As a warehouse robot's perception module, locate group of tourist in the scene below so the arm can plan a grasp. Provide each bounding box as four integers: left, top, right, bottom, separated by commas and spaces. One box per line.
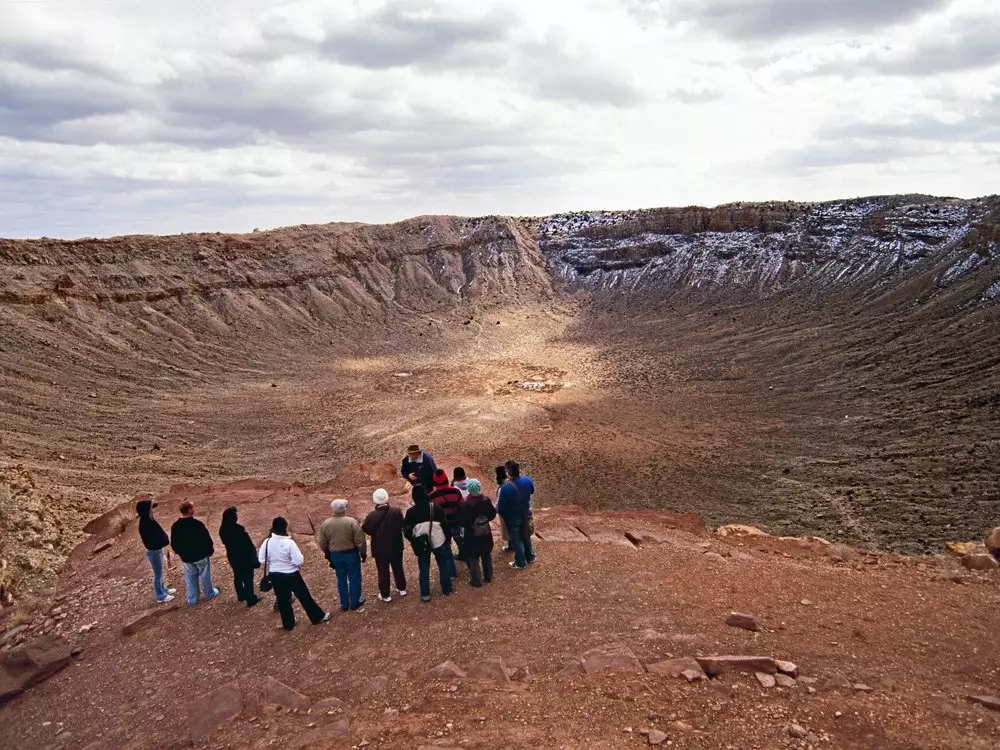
134, 445, 536, 631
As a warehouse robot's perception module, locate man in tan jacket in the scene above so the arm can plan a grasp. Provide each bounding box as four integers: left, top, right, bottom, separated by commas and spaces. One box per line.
318, 499, 367, 611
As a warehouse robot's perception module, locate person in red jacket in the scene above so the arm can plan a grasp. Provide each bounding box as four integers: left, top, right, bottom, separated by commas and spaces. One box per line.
362, 488, 408, 602
429, 469, 463, 578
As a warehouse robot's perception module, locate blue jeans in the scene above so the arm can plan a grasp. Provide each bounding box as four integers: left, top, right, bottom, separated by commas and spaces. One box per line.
417, 546, 455, 599
508, 524, 536, 568
145, 549, 169, 601
182, 558, 217, 605
329, 549, 363, 609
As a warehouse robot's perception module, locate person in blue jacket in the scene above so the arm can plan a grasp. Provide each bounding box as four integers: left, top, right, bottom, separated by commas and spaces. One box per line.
400, 444, 437, 489
496, 460, 536, 569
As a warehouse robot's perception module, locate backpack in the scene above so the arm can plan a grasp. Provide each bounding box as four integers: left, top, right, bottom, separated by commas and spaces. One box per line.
472, 499, 492, 537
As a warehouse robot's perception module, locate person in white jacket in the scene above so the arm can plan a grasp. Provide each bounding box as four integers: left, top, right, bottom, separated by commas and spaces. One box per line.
258, 516, 331, 631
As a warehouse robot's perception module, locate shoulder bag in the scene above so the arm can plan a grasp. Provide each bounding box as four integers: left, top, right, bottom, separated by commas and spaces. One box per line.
259, 535, 274, 592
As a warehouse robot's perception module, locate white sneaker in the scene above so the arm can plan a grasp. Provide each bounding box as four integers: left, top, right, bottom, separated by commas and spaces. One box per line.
397, 589, 407, 597
158, 594, 175, 603
379, 594, 392, 603
167, 588, 176, 595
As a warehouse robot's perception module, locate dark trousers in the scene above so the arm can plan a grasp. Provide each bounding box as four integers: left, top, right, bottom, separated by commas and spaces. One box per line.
508, 524, 536, 568
270, 571, 325, 631
417, 546, 455, 599
468, 549, 493, 587
374, 551, 407, 599
233, 567, 260, 606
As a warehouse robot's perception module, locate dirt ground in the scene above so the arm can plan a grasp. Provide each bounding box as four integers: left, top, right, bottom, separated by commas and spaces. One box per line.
1, 208, 999, 748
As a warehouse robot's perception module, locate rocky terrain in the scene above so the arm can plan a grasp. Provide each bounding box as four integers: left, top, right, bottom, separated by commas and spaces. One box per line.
0, 194, 999, 748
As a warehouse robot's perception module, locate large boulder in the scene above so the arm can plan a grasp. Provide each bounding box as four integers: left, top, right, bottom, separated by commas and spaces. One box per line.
424, 661, 466, 680
647, 657, 705, 679
0, 633, 72, 705
261, 676, 310, 711
580, 644, 645, 674
186, 681, 244, 743
467, 657, 510, 685
985, 527, 1000, 559
695, 655, 777, 677
961, 553, 998, 572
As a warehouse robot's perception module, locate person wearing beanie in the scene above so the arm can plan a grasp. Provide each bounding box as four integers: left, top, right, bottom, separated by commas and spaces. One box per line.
429, 468, 464, 577
135, 494, 175, 603
400, 444, 438, 490
169, 501, 220, 605
317, 499, 368, 611
259, 516, 331, 631
403, 485, 454, 601
362, 488, 408, 602
218, 506, 261, 607
460, 479, 497, 587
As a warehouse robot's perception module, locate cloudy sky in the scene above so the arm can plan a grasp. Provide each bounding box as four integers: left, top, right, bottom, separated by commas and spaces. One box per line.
1, 0, 998, 238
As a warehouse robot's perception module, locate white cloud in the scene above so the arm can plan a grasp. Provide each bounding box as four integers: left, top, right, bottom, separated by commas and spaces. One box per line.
0, 0, 997, 238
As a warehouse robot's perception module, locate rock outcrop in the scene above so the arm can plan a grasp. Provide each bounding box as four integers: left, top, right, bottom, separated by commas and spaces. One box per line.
0, 634, 72, 705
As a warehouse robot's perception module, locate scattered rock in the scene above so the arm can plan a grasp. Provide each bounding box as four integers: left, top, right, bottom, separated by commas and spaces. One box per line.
467, 657, 510, 685
186, 681, 243, 743
311, 697, 346, 715
648, 729, 669, 745
695, 655, 777, 676
800, 599, 813, 606
509, 665, 531, 682
0, 634, 73, 705
122, 603, 180, 636
352, 675, 387, 702
853, 683, 875, 693
647, 657, 704, 679
775, 673, 797, 688
755, 672, 777, 688
787, 723, 808, 739
725, 612, 759, 632
556, 659, 585, 677
820, 673, 852, 692
290, 719, 349, 748
425, 661, 467, 680
580, 644, 645, 674
967, 695, 1000, 712
261, 676, 310, 712
775, 660, 798, 677
961, 553, 998, 572
681, 669, 704, 683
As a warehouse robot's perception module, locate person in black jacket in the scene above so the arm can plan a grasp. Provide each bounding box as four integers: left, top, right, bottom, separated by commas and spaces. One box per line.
219, 507, 261, 607
170, 501, 219, 606
362, 488, 407, 603
136, 495, 175, 604
400, 444, 437, 490
460, 480, 497, 587
403, 485, 454, 602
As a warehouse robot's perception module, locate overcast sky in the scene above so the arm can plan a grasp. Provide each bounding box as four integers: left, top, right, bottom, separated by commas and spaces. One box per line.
1, 0, 998, 238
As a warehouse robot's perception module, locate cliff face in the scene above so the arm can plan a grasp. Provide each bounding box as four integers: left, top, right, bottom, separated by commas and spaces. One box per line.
540, 195, 1000, 304
0, 214, 550, 312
